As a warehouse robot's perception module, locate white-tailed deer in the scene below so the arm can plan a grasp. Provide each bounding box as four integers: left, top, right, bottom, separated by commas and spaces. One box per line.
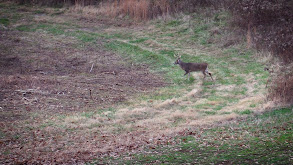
174, 58, 214, 81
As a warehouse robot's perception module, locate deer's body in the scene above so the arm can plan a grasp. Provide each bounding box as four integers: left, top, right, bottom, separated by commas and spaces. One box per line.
174, 58, 214, 81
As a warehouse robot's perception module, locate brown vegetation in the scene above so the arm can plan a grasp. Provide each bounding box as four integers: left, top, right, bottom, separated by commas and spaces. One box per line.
228, 0, 293, 105
11, 0, 219, 19
269, 73, 293, 105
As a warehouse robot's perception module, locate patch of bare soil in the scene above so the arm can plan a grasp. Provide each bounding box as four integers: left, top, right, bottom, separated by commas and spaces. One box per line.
0, 24, 165, 163
0, 29, 165, 111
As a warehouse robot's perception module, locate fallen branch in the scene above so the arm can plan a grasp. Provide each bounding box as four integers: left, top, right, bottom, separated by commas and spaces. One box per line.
89, 63, 94, 73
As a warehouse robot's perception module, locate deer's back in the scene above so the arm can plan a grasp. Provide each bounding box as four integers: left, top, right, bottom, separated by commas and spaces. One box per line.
182, 62, 208, 71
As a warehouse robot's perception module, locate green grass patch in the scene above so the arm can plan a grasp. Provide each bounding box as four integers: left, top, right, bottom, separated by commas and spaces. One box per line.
136, 86, 185, 102
15, 23, 103, 43
193, 103, 214, 109
108, 33, 133, 40
219, 112, 232, 115
0, 3, 28, 24
15, 24, 33, 31
44, 25, 66, 35
177, 28, 189, 34
129, 37, 149, 43
213, 102, 228, 111
39, 121, 56, 128
34, 9, 46, 15
235, 109, 253, 115
202, 111, 217, 115
81, 111, 96, 118
72, 30, 99, 43
2, 150, 10, 155
105, 41, 170, 66
0, 3, 6, 8
105, 40, 190, 84
192, 22, 211, 45
0, 18, 9, 26
250, 103, 257, 108
0, 130, 6, 138
159, 49, 176, 58
194, 23, 209, 34
16, 24, 64, 33
166, 20, 182, 27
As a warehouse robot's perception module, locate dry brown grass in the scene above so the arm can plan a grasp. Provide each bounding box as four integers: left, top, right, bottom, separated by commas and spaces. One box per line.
269, 72, 293, 105
256, 51, 293, 106
90, 0, 168, 20
70, 0, 188, 21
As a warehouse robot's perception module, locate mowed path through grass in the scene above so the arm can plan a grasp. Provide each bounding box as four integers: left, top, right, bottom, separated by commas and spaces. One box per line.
100, 12, 271, 133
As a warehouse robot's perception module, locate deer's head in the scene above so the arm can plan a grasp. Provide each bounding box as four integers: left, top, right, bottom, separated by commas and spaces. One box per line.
174, 58, 181, 65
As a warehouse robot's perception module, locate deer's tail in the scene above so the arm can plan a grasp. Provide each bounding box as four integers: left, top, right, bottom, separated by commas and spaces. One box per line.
205, 67, 214, 81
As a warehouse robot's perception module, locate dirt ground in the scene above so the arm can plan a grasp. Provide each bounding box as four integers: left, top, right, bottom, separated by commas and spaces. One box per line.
0, 30, 165, 110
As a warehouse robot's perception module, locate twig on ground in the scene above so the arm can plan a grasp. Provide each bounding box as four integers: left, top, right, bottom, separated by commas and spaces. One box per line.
90, 63, 94, 73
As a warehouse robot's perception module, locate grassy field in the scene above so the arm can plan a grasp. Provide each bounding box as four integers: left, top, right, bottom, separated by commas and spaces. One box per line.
0, 2, 292, 164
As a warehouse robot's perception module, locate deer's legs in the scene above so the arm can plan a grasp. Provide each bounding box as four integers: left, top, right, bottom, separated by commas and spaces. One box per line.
184, 71, 190, 80
202, 71, 206, 81
184, 71, 191, 80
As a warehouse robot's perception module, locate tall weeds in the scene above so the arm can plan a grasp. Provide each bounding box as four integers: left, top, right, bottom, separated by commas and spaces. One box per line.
269, 73, 293, 105
11, 0, 218, 19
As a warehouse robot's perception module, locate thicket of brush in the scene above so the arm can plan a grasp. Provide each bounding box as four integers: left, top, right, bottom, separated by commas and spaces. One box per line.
229, 0, 293, 105
269, 74, 293, 105
230, 0, 293, 62
6, 0, 293, 105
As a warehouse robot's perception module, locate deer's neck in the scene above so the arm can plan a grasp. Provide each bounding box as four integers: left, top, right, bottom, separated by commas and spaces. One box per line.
178, 60, 187, 69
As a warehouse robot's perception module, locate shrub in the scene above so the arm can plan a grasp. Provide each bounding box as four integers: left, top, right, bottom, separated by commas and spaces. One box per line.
269, 73, 293, 105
